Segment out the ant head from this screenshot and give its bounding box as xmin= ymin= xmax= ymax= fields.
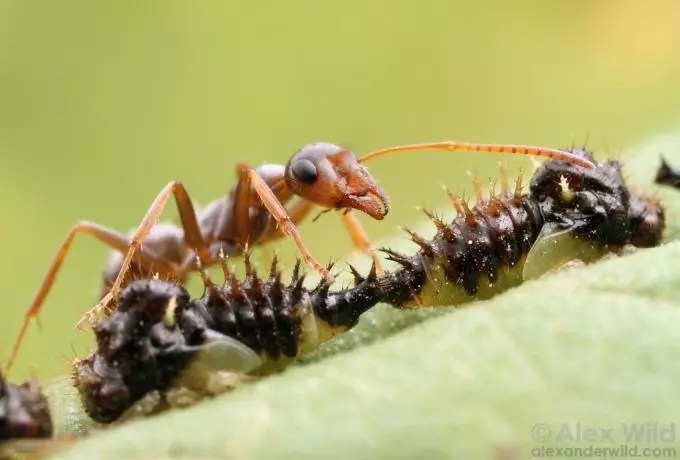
xmin=284 ymin=143 xmax=390 ymax=220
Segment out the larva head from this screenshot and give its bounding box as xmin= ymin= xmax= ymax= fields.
xmin=285 ymin=143 xmax=390 ymax=220
xmin=529 ymin=148 xmax=632 ymax=245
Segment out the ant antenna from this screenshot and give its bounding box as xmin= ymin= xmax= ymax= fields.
xmin=359 ymin=141 xmax=596 ymax=170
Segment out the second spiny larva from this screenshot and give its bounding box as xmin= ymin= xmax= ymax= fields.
xmin=73 ymin=147 xmax=665 ymax=423
xmin=0 ymin=370 xmax=53 ymax=458
xmin=379 ymin=146 xmax=664 ymax=307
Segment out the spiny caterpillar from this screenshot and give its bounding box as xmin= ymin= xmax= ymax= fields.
xmin=73 ymin=147 xmax=665 ymax=423
xmin=378 ymin=146 xmax=665 ymax=307
xmin=72 ymin=255 xmax=383 ymax=423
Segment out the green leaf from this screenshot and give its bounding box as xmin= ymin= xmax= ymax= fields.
xmin=50 ymin=133 xmax=680 ymax=459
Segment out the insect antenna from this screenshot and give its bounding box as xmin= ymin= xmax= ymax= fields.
xmin=358 ymin=141 xmax=596 ymax=169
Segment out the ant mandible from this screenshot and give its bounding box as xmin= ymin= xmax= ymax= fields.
xmin=5 ymin=140 xmax=594 ymax=374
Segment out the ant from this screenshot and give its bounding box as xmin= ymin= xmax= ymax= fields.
xmin=4 ymin=141 xmax=594 ymax=375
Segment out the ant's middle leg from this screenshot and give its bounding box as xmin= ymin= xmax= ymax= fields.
xmin=5 ymin=221 xmax=177 ymax=375
xmin=91 ymin=180 xmax=211 ymax=321
xmin=175 ymin=200 xmax=318 ymax=279
xmin=339 ymin=211 xmax=385 ymax=276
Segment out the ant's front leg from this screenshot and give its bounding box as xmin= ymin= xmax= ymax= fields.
xmin=256 ymin=199 xmax=316 ymax=244
xmin=255 ymin=182 xmax=384 ymax=275
xmin=240 ymin=166 xmax=334 ymax=283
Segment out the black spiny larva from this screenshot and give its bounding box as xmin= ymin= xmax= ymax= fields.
xmin=72 ymin=254 xmax=383 ymax=423
xmin=378 ymin=147 xmax=665 ymax=307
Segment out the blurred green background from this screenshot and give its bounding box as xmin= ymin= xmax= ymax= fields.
xmin=1 ymin=0 xmax=680 ymax=382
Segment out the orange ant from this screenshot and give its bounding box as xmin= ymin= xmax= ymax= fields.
xmin=4 ymin=140 xmax=594 ymax=374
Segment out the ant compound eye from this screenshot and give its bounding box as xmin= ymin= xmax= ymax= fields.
xmin=291 ymin=159 xmax=318 ymax=184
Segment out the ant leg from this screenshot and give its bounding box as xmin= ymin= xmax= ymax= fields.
xmin=242 ymin=166 xmax=334 ymax=283
xmin=257 ymin=200 xmax=316 ymax=244
xmin=228 ymin=163 xmax=298 ymax=246
xmin=174 ymin=161 xmax=272 ymax=278
xmin=5 ymin=222 xmax=176 ymax=375
xmin=340 ymin=211 xmax=384 ymax=276
xmin=240 ymin=200 xmax=315 ymax=271
xmin=230 ymin=162 xmax=256 ymax=245
xmin=89 ymin=181 xmax=211 ymax=324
